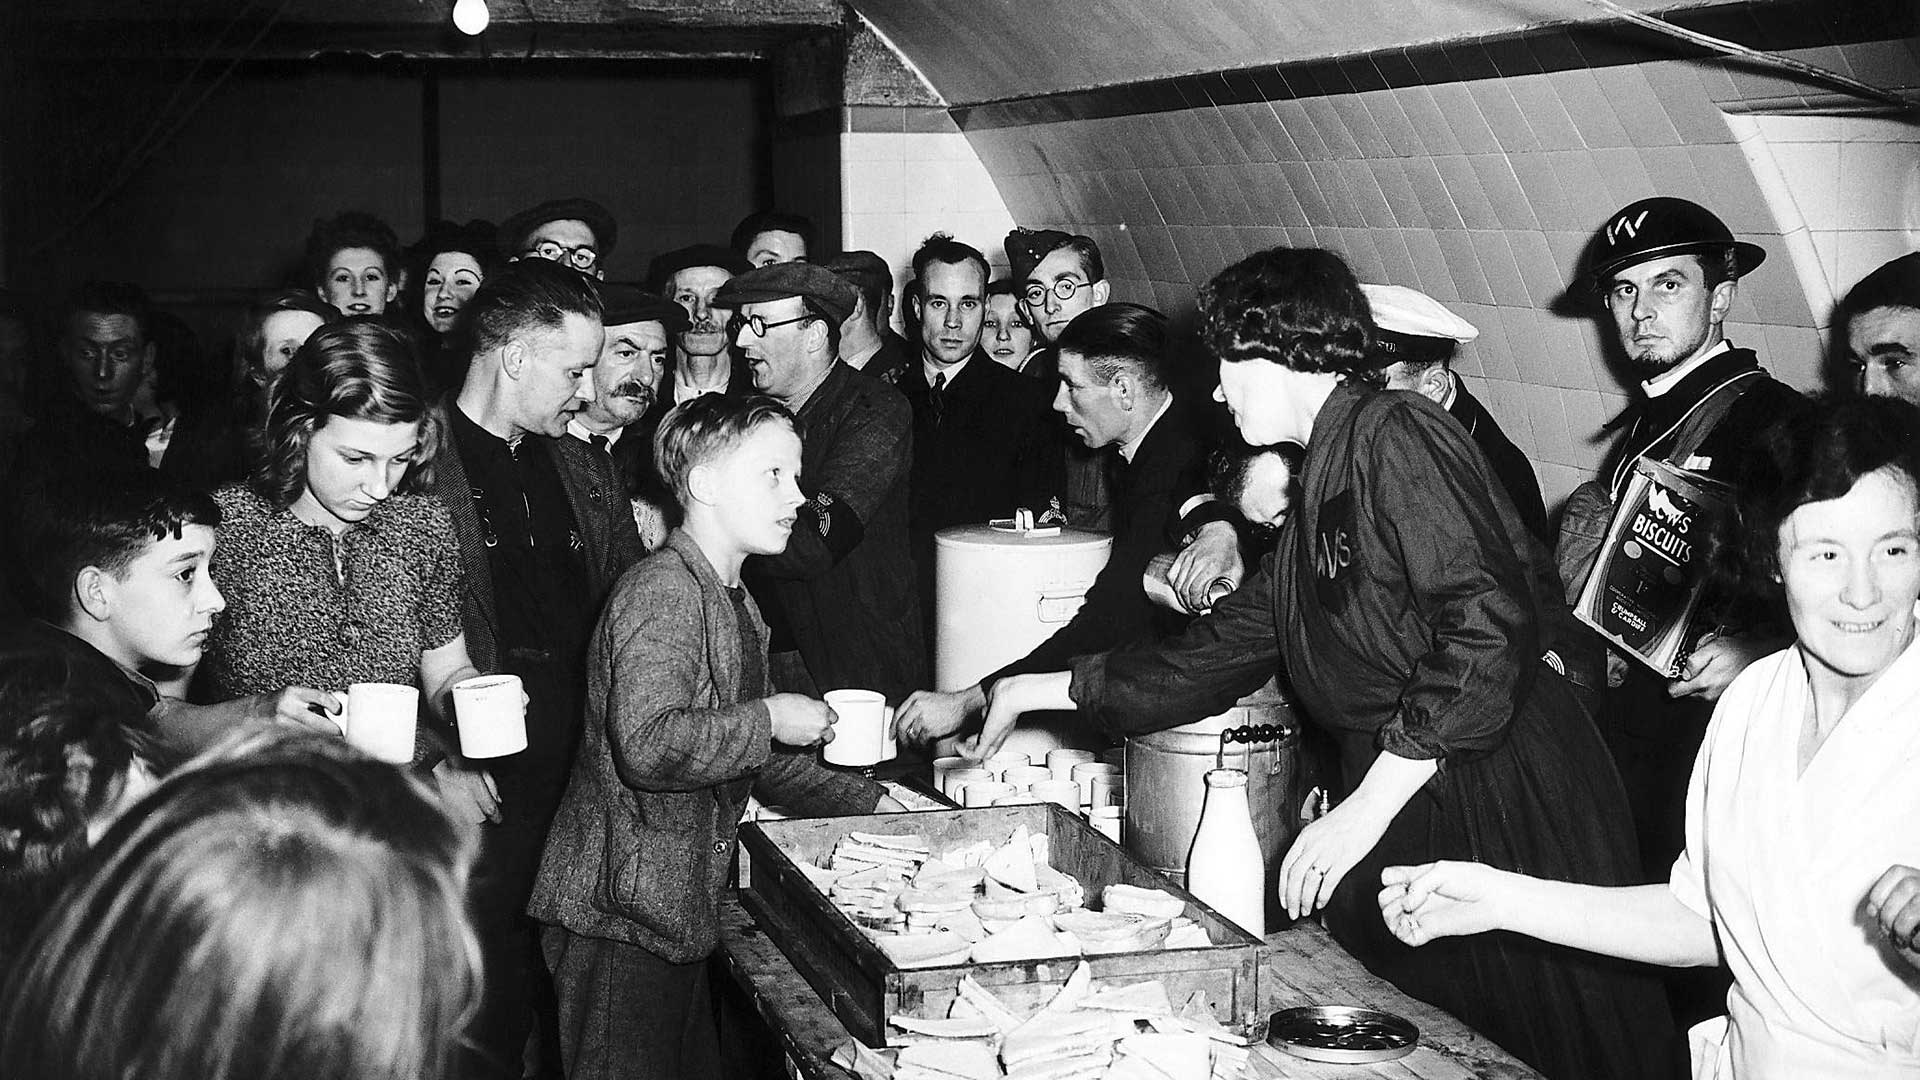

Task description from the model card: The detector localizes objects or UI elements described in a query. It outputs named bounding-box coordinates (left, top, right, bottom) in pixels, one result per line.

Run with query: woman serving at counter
left=1380, top=396, right=1920, bottom=1078
left=905, top=247, right=1674, bottom=1080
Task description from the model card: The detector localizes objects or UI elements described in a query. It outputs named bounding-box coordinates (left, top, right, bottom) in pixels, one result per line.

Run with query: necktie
left=930, top=372, right=946, bottom=428
left=589, top=434, right=609, bottom=455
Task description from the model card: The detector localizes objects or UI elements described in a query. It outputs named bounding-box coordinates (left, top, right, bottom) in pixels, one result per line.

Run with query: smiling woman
left=1379, top=396, right=1920, bottom=1078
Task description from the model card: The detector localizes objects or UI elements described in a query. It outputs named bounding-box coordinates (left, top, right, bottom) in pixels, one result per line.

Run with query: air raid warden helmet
left=1579, top=196, right=1766, bottom=291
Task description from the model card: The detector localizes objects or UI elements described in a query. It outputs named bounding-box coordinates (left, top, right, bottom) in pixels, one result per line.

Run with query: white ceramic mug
left=341, top=682, right=419, bottom=765
left=1091, top=770, right=1124, bottom=811
left=822, top=689, right=893, bottom=767
left=1030, top=779, right=1081, bottom=811
left=962, top=780, right=1015, bottom=808
left=931, top=756, right=966, bottom=795
left=452, top=674, right=528, bottom=759
left=984, top=751, right=1031, bottom=779
left=1002, top=764, right=1052, bottom=792
left=942, top=766, right=990, bottom=800
left=1072, top=761, right=1120, bottom=810
left=1090, top=805, right=1123, bottom=842
left=1046, top=748, right=1096, bottom=783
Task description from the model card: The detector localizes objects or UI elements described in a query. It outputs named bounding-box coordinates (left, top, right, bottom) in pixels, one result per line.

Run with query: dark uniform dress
left=1071, top=384, right=1676, bottom=1080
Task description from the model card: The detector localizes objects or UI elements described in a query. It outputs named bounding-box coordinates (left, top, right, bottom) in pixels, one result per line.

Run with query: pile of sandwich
left=801, top=826, right=1216, bottom=968
left=829, top=962, right=1251, bottom=1080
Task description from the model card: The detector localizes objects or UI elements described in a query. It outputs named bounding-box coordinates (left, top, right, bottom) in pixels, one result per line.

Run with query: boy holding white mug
left=530, top=394, right=905, bottom=1079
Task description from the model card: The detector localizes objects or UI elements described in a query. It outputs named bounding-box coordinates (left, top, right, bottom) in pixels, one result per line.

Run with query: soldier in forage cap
left=1366, top=282, right=1549, bottom=544
left=1838, top=251, right=1920, bottom=406
left=1575, top=196, right=1807, bottom=885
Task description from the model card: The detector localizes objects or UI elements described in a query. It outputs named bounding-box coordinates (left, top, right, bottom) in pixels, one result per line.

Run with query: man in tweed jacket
left=530, top=396, right=898, bottom=1079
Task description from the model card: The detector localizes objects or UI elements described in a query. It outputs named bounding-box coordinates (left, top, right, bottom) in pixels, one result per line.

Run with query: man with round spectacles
left=501, top=197, right=616, bottom=280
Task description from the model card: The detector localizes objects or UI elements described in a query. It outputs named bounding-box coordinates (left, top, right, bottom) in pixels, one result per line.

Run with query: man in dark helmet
left=1578, top=197, right=1807, bottom=877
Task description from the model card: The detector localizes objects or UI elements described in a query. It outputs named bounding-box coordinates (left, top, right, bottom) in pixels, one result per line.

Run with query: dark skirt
left=1322, top=673, right=1684, bottom=1080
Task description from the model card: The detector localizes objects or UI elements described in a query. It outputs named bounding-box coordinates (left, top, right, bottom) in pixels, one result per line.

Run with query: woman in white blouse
left=1379, top=395, right=1920, bottom=1078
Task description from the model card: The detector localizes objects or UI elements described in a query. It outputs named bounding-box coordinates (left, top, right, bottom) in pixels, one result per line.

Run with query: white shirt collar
left=923, top=352, right=972, bottom=388
left=674, top=365, right=730, bottom=404
left=1119, top=395, right=1173, bottom=463
left=1642, top=339, right=1731, bottom=398
left=567, top=418, right=623, bottom=447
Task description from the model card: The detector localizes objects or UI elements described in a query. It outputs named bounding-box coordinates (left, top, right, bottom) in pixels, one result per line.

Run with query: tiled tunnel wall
left=848, top=6, right=1920, bottom=509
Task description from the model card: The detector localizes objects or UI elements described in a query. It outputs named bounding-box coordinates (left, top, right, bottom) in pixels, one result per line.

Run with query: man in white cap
left=1366, top=283, right=1549, bottom=544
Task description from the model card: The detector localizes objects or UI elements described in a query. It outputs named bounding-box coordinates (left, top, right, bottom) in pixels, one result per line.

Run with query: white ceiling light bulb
left=452, top=0, right=490, bottom=35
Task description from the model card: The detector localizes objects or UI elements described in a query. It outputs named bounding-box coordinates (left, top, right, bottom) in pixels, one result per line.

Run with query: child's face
left=101, top=523, right=225, bottom=670
left=707, top=422, right=806, bottom=557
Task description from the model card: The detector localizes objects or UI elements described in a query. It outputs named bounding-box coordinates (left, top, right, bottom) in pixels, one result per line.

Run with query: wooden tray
left=736, top=803, right=1263, bottom=1047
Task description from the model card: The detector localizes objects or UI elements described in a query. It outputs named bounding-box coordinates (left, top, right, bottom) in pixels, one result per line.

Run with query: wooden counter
left=717, top=894, right=1539, bottom=1080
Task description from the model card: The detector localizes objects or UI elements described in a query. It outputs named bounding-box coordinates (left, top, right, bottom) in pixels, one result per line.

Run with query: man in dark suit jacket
left=434, top=260, right=643, bottom=1080
left=897, top=303, right=1220, bottom=744
left=1367, top=282, right=1551, bottom=545
left=897, top=235, right=1062, bottom=629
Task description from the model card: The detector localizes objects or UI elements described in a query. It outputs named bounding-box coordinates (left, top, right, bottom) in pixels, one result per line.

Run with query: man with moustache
left=1578, top=197, right=1806, bottom=881
left=647, top=244, right=754, bottom=406
left=715, top=263, right=925, bottom=703
left=1839, top=252, right=1920, bottom=406
left=436, top=259, right=643, bottom=1080
left=567, top=284, right=689, bottom=550
left=897, top=234, right=1060, bottom=628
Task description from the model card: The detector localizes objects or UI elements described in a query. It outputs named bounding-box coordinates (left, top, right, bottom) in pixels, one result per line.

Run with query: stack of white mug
left=933, top=748, right=1124, bottom=842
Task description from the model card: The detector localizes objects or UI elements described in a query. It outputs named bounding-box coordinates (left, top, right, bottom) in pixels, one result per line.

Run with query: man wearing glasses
left=501, top=197, right=616, bottom=280
left=715, top=263, right=926, bottom=704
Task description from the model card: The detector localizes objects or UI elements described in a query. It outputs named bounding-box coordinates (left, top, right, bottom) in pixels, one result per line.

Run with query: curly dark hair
left=304, top=212, right=402, bottom=293
left=1718, top=394, right=1920, bottom=606
left=0, top=632, right=175, bottom=968
left=254, top=320, right=438, bottom=510
left=1198, top=247, right=1379, bottom=383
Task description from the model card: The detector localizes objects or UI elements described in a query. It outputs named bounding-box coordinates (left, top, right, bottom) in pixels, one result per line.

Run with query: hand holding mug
left=768, top=693, right=837, bottom=748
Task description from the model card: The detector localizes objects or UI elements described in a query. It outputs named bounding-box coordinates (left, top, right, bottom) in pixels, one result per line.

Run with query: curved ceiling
left=848, top=0, right=1721, bottom=104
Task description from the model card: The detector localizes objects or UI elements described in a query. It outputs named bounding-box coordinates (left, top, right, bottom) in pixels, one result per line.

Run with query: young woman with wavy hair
left=195, top=320, right=497, bottom=822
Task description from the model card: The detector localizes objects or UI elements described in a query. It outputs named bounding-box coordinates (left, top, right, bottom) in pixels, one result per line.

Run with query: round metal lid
left=1266, top=1005, right=1418, bottom=1064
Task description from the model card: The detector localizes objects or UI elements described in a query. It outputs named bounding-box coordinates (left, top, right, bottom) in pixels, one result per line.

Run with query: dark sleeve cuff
left=1374, top=704, right=1449, bottom=762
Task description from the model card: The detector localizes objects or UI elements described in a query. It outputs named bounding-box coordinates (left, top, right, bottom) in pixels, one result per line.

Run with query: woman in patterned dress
left=200, top=319, right=497, bottom=819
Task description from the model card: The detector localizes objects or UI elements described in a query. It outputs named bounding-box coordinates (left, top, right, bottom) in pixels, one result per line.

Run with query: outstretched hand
left=1377, top=861, right=1505, bottom=946
left=893, top=686, right=983, bottom=747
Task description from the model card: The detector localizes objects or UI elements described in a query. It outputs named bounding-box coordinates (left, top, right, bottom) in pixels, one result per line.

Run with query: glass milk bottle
left=1185, top=768, right=1266, bottom=937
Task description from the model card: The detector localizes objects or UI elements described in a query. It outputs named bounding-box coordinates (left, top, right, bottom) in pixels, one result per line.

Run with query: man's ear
left=500, top=340, right=527, bottom=379
left=1110, top=370, right=1135, bottom=410
left=880, top=292, right=895, bottom=327
left=805, top=318, right=831, bottom=357
left=1090, top=280, right=1111, bottom=307
left=1708, top=279, right=1736, bottom=328
left=909, top=292, right=923, bottom=325
left=1419, top=364, right=1451, bottom=405
left=74, top=565, right=114, bottom=623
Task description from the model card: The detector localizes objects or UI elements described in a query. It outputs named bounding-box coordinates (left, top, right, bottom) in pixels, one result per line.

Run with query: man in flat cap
left=823, top=249, right=911, bottom=386
left=1367, top=282, right=1549, bottom=543
left=1839, top=251, right=1920, bottom=406
left=502, top=197, right=617, bottom=280
left=567, top=284, right=690, bottom=550
left=647, top=244, right=754, bottom=407
left=716, top=262, right=926, bottom=703
left=1575, top=196, right=1806, bottom=883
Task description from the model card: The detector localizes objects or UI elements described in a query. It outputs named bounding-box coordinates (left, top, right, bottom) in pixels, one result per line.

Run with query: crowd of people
left=0, top=189, right=1916, bottom=1080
